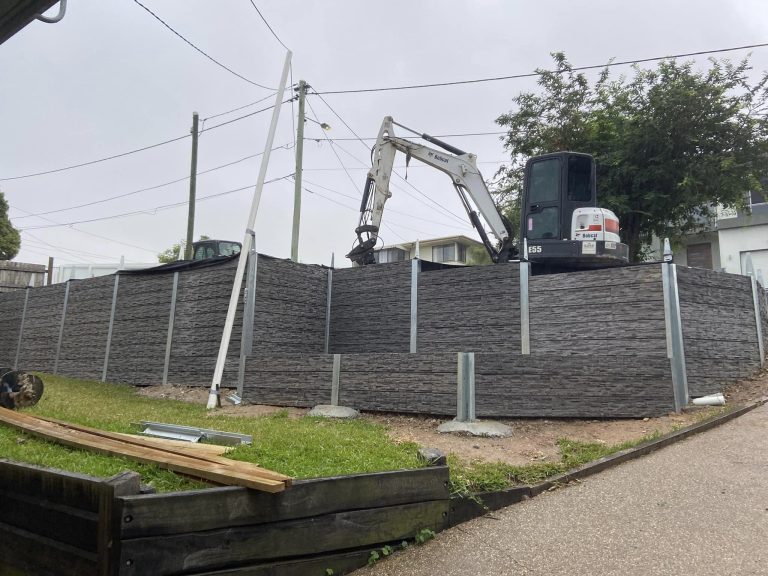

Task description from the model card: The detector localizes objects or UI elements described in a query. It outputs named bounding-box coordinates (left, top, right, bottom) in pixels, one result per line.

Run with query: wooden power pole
left=185, top=111, right=199, bottom=260
left=291, top=80, right=307, bottom=262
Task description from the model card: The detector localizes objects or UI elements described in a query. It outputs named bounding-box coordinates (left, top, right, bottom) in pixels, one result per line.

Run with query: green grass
left=1, top=374, right=686, bottom=496
left=0, top=374, right=421, bottom=492
left=448, top=432, right=663, bottom=496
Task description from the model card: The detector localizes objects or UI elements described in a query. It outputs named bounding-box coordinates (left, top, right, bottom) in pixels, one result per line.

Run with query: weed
left=367, top=550, right=380, bottom=566
left=414, top=528, right=435, bottom=545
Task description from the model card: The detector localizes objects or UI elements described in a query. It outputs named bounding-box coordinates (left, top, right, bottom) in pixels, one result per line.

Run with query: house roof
left=0, top=0, right=58, bottom=45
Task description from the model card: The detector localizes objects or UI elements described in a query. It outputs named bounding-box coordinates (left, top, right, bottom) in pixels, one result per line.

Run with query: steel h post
left=53, top=281, right=71, bottom=375
left=102, top=274, right=120, bottom=382
left=410, top=258, right=420, bottom=353
left=13, top=288, right=30, bottom=370
left=662, top=263, right=688, bottom=411
left=519, top=261, right=531, bottom=354
left=324, top=253, right=334, bottom=354
left=748, top=273, right=765, bottom=367
left=331, top=354, right=341, bottom=406
left=162, top=272, right=180, bottom=385
left=237, top=246, right=259, bottom=397
left=456, top=352, right=476, bottom=422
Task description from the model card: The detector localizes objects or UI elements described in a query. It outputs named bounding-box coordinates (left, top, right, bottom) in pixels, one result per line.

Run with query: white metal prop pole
left=206, top=51, right=293, bottom=409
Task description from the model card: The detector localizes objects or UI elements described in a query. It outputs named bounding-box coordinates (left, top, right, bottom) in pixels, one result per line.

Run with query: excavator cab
left=520, top=152, right=628, bottom=271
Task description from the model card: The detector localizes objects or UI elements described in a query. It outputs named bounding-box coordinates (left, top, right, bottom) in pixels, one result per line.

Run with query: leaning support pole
left=207, top=51, right=292, bottom=409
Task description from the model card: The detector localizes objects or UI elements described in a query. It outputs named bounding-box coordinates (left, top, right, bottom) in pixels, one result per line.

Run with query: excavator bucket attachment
left=0, top=370, right=44, bottom=410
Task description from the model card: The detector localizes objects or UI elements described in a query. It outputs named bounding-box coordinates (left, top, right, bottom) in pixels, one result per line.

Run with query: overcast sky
left=2, top=0, right=768, bottom=269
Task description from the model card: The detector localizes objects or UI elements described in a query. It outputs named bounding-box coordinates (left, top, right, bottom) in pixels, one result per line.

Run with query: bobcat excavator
left=346, top=116, right=629, bottom=271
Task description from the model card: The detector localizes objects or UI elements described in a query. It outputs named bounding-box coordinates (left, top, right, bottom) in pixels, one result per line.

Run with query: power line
left=133, top=0, right=275, bottom=90
left=305, top=131, right=507, bottom=142
left=311, top=97, right=472, bottom=227
left=1, top=101, right=281, bottom=182
left=314, top=41, right=768, bottom=95
left=19, top=176, right=292, bottom=231
left=0, top=133, right=190, bottom=182
left=11, top=205, right=161, bottom=254
left=11, top=143, right=293, bottom=220
left=247, top=0, right=290, bottom=51
left=202, top=92, right=278, bottom=122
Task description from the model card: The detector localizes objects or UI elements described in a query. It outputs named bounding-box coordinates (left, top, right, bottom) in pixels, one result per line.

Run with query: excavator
left=346, top=117, right=629, bottom=271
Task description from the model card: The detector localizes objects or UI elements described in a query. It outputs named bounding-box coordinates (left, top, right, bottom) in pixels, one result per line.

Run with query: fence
left=0, top=255, right=765, bottom=418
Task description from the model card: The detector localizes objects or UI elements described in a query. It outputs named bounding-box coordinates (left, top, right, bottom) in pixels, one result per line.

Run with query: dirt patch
left=135, top=370, right=768, bottom=467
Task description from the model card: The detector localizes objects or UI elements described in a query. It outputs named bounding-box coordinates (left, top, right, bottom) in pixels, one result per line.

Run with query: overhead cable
left=18, top=175, right=292, bottom=231
left=314, top=42, right=768, bottom=94
left=247, top=0, right=290, bottom=51
left=133, top=0, right=275, bottom=90
left=12, top=143, right=293, bottom=219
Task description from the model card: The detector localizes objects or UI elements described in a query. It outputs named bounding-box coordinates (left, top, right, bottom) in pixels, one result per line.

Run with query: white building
left=660, top=190, right=767, bottom=278
left=373, top=235, right=491, bottom=266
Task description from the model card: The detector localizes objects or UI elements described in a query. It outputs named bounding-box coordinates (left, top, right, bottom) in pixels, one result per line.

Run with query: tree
left=158, top=235, right=209, bottom=263
left=495, top=53, right=768, bottom=261
left=0, top=191, right=20, bottom=260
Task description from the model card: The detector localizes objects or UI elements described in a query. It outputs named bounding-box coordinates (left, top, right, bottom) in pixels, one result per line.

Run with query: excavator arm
left=346, top=117, right=516, bottom=266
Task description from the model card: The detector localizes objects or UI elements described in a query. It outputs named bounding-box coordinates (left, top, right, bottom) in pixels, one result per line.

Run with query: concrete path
left=358, top=404, right=768, bottom=576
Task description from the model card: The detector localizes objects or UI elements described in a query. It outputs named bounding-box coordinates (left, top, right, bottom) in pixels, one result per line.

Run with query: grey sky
left=2, top=0, right=767, bottom=268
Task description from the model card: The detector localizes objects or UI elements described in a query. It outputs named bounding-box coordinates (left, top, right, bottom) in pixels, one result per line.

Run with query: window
left=457, top=243, right=467, bottom=263
left=527, top=207, right=559, bottom=240
left=193, top=244, right=216, bottom=261
left=529, top=159, right=560, bottom=203
left=375, top=248, right=406, bottom=263
left=750, top=189, right=766, bottom=205
left=567, top=156, right=592, bottom=201
left=218, top=242, right=241, bottom=257
left=432, top=243, right=455, bottom=263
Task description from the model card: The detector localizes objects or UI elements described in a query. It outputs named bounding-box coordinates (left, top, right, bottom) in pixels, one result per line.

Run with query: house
left=656, top=190, right=768, bottom=278
left=373, top=235, right=490, bottom=265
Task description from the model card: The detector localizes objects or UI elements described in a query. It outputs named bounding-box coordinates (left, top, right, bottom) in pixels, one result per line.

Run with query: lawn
left=0, top=374, right=672, bottom=494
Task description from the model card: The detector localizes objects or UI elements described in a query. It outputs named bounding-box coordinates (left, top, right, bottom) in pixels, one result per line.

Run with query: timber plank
left=0, top=412, right=290, bottom=492
left=0, top=459, right=104, bottom=511
left=118, top=500, right=449, bottom=575
left=184, top=548, right=373, bottom=576
left=119, top=466, right=448, bottom=538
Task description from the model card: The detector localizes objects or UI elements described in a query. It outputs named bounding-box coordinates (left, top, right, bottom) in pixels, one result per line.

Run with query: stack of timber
left=0, top=410, right=290, bottom=492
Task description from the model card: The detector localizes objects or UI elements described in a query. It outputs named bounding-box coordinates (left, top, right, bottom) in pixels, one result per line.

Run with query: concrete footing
left=437, top=419, right=513, bottom=438
left=307, top=405, right=360, bottom=419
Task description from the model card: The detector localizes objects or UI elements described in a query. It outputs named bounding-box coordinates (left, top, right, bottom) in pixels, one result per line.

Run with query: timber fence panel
left=338, top=352, right=457, bottom=414
left=677, top=266, right=762, bottom=396
left=106, top=274, right=174, bottom=385
left=57, top=276, right=116, bottom=381
left=0, top=460, right=141, bottom=576
left=329, top=261, right=412, bottom=353
left=418, top=263, right=521, bottom=353
left=528, top=265, right=667, bottom=356
left=166, top=260, right=243, bottom=386
left=241, top=353, right=333, bottom=407
left=251, top=257, right=328, bottom=353
left=474, top=353, right=676, bottom=418
left=15, top=283, right=67, bottom=373
left=0, top=290, right=26, bottom=367
left=115, top=467, right=449, bottom=576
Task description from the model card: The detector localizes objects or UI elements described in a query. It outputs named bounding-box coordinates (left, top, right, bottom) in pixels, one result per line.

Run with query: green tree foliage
left=157, top=235, right=209, bottom=263
left=0, top=191, right=20, bottom=260
left=495, top=53, right=768, bottom=261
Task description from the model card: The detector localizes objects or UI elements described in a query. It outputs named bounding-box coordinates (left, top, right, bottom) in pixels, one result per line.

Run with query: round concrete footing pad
left=437, top=419, right=513, bottom=437
left=307, top=405, right=360, bottom=419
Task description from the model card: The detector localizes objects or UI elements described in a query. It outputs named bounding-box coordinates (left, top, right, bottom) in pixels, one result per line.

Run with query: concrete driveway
left=357, top=403, right=768, bottom=576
